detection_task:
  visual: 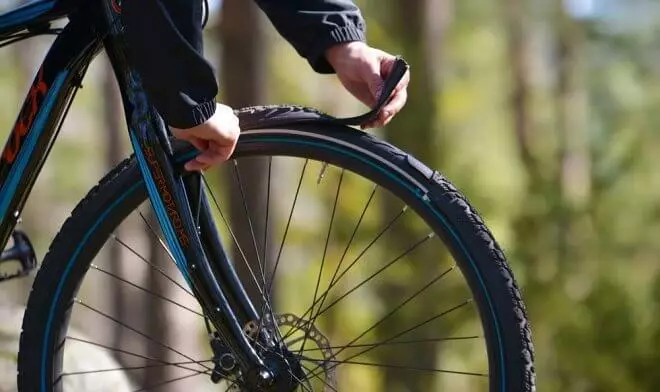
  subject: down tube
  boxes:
[0,18,101,251]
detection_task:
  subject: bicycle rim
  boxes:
[19,125,531,392]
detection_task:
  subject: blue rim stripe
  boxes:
[41,136,506,391]
[253,137,506,389]
[0,0,56,30]
[0,71,68,222]
[40,182,140,392]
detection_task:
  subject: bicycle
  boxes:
[0,0,535,391]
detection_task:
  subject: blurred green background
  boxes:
[2,0,660,391]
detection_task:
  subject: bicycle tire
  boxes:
[17,105,535,392]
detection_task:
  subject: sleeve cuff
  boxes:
[166,98,217,129]
[308,26,366,74]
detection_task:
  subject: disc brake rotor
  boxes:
[244,313,338,391]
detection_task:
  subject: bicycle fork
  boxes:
[99,7,275,390]
[123,79,273,382]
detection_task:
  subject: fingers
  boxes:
[171,104,240,171]
[171,129,208,151]
[361,53,410,129]
[383,70,410,110]
[187,136,209,152]
[184,141,235,171]
[381,81,409,123]
[361,69,410,129]
[171,130,212,171]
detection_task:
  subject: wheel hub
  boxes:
[209,313,337,391]
[242,348,304,392]
[243,313,338,392]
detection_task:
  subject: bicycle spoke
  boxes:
[292,184,378,347]
[66,336,209,374]
[265,159,308,304]
[232,160,266,287]
[339,266,457,353]
[230,159,286,345]
[112,233,193,299]
[266,159,308,297]
[132,371,208,392]
[39,130,505,392]
[303,284,467,380]
[317,264,454,353]
[317,162,329,184]
[286,369,315,392]
[256,157,275,338]
[301,356,488,377]
[202,174,283,344]
[138,212,177,262]
[300,363,338,392]
[61,359,214,376]
[321,184,377,303]
[325,204,409,296]
[250,339,313,392]
[74,299,213,371]
[315,233,437,321]
[195,174,203,227]
[262,157,272,287]
[298,168,344,356]
[281,204,409,341]
[202,176,267,299]
[297,335,481,352]
[306,299,473,379]
[257,160,310,344]
[90,263,204,318]
[222,380,239,392]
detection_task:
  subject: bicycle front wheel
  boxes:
[18,106,535,392]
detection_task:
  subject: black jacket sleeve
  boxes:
[123,0,366,129]
[253,0,366,73]
[123,0,218,129]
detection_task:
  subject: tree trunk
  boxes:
[103,56,126,353]
[555,4,590,267]
[504,0,548,277]
[377,1,450,390]
[505,0,535,174]
[218,0,271,312]
[386,0,446,165]
[145,208,172,388]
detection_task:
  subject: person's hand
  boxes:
[325,42,410,129]
[171,103,240,171]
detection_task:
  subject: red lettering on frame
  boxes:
[143,146,190,248]
[2,68,48,164]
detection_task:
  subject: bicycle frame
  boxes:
[0,0,267,377]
